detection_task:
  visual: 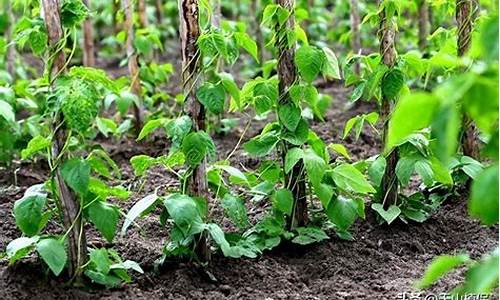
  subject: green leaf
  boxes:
[469,165,499,226]
[6,237,38,264]
[328,143,351,160]
[197,82,225,115]
[458,249,499,294]
[365,112,379,125]
[285,147,304,174]
[429,157,453,185]
[121,193,159,236]
[60,158,90,195]
[372,203,401,225]
[350,82,365,103]
[460,156,484,179]
[381,68,405,99]
[14,193,46,237]
[417,254,470,289]
[321,47,341,80]
[326,195,358,231]
[430,104,460,162]
[85,270,122,287]
[87,149,121,180]
[0,99,15,123]
[96,117,118,137]
[282,119,309,145]
[278,103,301,131]
[462,75,499,135]
[166,116,192,150]
[21,136,51,160]
[396,156,416,186]
[130,155,156,177]
[221,194,249,229]
[61,0,89,28]
[261,4,279,26]
[368,155,386,187]
[234,32,259,62]
[182,132,208,167]
[87,177,129,200]
[215,164,249,186]
[243,132,279,157]
[87,201,120,242]
[111,260,144,274]
[292,227,329,245]
[253,81,278,114]
[303,148,327,188]
[219,73,241,109]
[295,45,326,82]
[89,248,111,274]
[387,93,439,150]
[343,116,360,139]
[415,160,434,186]
[36,238,67,276]
[137,118,167,141]
[272,188,294,216]
[163,193,203,234]
[331,163,375,194]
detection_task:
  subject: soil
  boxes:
[0,59,498,300]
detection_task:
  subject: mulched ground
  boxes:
[0,74,497,299]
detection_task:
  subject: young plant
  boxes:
[123,0,265,264]
[237,0,370,242]
[388,8,499,292]
[6,0,141,285]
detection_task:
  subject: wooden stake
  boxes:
[124,0,143,130]
[276,0,308,230]
[418,0,429,51]
[457,0,480,159]
[378,7,399,210]
[42,0,87,279]
[179,0,210,262]
[137,0,148,28]
[350,0,361,74]
[82,0,95,67]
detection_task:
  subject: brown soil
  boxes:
[0,84,498,300]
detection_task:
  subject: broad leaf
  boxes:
[13,194,46,237]
[326,195,358,231]
[469,165,499,225]
[163,193,203,234]
[221,194,249,229]
[295,45,326,82]
[243,132,279,157]
[303,148,326,188]
[60,158,90,195]
[137,118,167,141]
[21,136,51,160]
[278,103,301,132]
[387,93,439,150]
[87,201,120,242]
[36,238,67,276]
[197,82,225,115]
[6,237,38,264]
[331,163,375,194]
[272,188,294,216]
[292,227,329,245]
[372,203,401,225]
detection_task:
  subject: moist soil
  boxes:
[0,80,497,299]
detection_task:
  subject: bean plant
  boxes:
[0,0,497,295]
